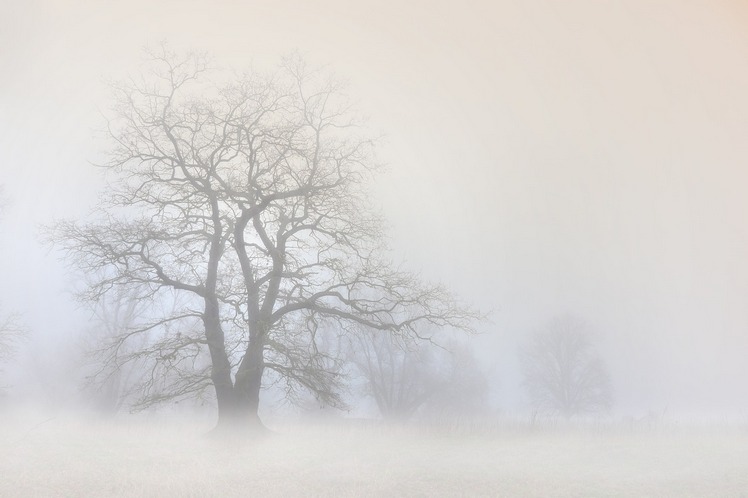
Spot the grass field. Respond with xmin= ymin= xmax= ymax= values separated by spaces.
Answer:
xmin=2 ymin=412 xmax=747 ymax=497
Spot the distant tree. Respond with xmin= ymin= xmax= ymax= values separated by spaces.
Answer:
xmin=418 ymin=338 xmax=489 ymax=423
xmin=0 ymin=191 xmax=25 ymax=391
xmin=51 ymin=48 xmax=479 ymax=431
xmin=0 ymin=312 xmax=24 ymax=388
xmin=346 ymin=326 xmax=438 ymax=421
xmin=346 ymin=325 xmax=487 ymax=422
xmin=80 ymin=286 xmax=173 ymax=415
xmin=520 ymin=315 xmax=612 ymax=419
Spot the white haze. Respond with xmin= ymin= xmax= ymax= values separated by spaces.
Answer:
xmin=3 ymin=414 xmax=748 ymax=497
xmin=2 ymin=0 xmax=748 ymax=495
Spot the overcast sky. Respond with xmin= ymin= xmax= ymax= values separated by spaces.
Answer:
xmin=1 ymin=0 xmax=748 ymax=415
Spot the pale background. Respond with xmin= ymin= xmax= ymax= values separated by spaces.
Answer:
xmin=1 ymin=0 xmax=748 ymax=417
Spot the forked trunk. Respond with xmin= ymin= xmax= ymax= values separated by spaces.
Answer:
xmin=209 ymin=330 xmax=266 ymax=434
xmin=233 ymin=332 xmax=265 ymax=421
xmin=203 ymin=297 xmax=238 ymax=427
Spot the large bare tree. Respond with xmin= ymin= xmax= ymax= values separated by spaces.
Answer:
xmin=52 ymin=49 xmax=478 ymax=430
xmin=520 ymin=315 xmax=612 ymax=420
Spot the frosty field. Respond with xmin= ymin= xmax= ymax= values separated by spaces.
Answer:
xmin=2 ymin=413 xmax=747 ymax=497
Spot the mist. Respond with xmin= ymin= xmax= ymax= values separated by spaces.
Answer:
xmin=2 ymin=0 xmax=748 ymax=496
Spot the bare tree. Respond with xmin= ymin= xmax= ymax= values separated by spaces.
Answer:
xmin=51 ymin=48 xmax=479 ymax=431
xmin=0 ymin=312 xmax=24 ymax=389
xmin=0 ymin=192 xmax=25 ymax=392
xmin=346 ymin=326 xmax=440 ymax=421
xmin=418 ymin=338 xmax=489 ymax=424
xmin=520 ymin=315 xmax=612 ymax=420
xmin=346 ymin=326 xmax=487 ymax=422
xmin=79 ymin=285 xmax=169 ymax=415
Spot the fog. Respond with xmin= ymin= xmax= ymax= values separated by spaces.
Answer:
xmin=2 ymin=0 xmax=748 ymax=495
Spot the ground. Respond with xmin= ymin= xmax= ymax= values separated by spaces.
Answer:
xmin=2 ymin=412 xmax=747 ymax=497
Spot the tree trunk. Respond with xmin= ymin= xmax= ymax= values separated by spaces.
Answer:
xmin=233 ymin=327 xmax=266 ymax=428
xmin=203 ymin=296 xmax=237 ymax=427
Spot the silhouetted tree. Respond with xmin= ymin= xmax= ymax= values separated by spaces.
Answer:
xmin=51 ymin=48 xmax=478 ymax=431
xmin=520 ymin=315 xmax=612 ymax=419
xmin=0 ymin=193 xmax=25 ymax=391
xmin=346 ymin=325 xmax=487 ymax=422
xmin=0 ymin=312 xmax=23 ymax=388
xmin=419 ymin=338 xmax=489 ymax=423
xmin=79 ymin=286 xmax=169 ymax=415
